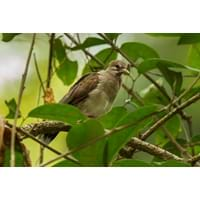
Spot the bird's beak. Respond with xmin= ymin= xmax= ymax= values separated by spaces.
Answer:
xmin=122 ymin=68 xmax=130 ymax=75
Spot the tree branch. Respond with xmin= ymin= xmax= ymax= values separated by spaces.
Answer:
xmin=6 ymin=122 xmax=79 ymax=166
xmin=124 ymin=92 xmax=200 ymax=157
xmin=10 ymin=33 xmax=36 ymax=167
xmin=46 ymin=33 xmax=55 ymax=88
xmin=127 ymin=137 xmax=184 ymax=161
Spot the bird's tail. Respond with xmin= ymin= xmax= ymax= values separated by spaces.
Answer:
xmin=38 ymin=131 xmax=59 ymax=145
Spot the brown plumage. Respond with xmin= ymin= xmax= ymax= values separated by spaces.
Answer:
xmin=41 ymin=60 xmax=129 ymax=143
xmin=60 ymin=60 xmax=128 ymax=117
xmin=60 ymin=72 xmax=99 ymax=106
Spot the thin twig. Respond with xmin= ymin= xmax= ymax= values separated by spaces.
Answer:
xmin=64 ymin=33 xmax=106 ymax=68
xmin=46 ymin=33 xmax=55 ymax=88
xmin=33 ymin=53 xmax=45 ymax=93
xmin=10 ymin=33 xmax=36 ymax=167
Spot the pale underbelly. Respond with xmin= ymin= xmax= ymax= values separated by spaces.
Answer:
xmin=78 ymin=91 xmax=112 ymax=118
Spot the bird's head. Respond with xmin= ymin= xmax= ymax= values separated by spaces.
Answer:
xmin=107 ymin=60 xmax=130 ymax=76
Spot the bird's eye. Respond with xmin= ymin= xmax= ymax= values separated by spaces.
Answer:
xmin=115 ymin=64 xmax=120 ymax=68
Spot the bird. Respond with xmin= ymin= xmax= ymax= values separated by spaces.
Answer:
xmin=40 ymin=60 xmax=129 ymax=144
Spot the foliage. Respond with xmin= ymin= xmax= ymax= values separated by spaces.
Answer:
xmin=1 ymin=33 xmax=200 ymax=167
xmin=5 ymin=98 xmax=21 ymax=119
xmin=54 ymin=38 xmax=78 ymax=85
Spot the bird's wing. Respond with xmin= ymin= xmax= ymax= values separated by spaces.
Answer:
xmin=59 ymin=72 xmax=99 ymax=105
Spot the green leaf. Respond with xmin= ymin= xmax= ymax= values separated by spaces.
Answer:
xmin=5 ymin=98 xmax=21 ymax=119
xmin=120 ymin=42 xmax=159 ymax=63
xmin=183 ymin=86 xmax=200 ymax=100
xmin=82 ymin=48 xmax=117 ymax=75
xmin=53 ymin=160 xmax=80 ymax=167
xmin=153 ymin=160 xmax=190 ymax=167
xmin=98 ymin=107 xmax=127 ymax=129
xmin=54 ymin=38 xmax=66 ymax=61
xmin=191 ymin=135 xmax=200 ymax=143
xmin=67 ymin=119 xmax=106 ymax=166
xmin=187 ymin=44 xmax=200 ymax=71
xmin=28 ymin=104 xmax=86 ymax=125
xmin=158 ymin=67 xmax=183 ymax=95
xmin=138 ymin=58 xmax=187 ymax=73
xmin=138 ymin=58 xmax=184 ymax=95
xmin=107 ymin=105 xmax=158 ymax=164
xmin=104 ymin=33 xmax=121 ymax=40
xmin=140 ymin=81 xmax=169 ymax=105
xmin=147 ymin=33 xmax=183 ymax=37
xmin=71 ymin=37 xmax=107 ymax=50
xmin=178 ymin=33 xmax=200 ymax=45
xmin=155 ymin=115 xmax=182 ymax=146
xmin=54 ymin=38 xmax=78 ymax=85
xmin=2 ymin=33 xmax=20 ymax=42
xmin=112 ymin=159 xmax=152 ymax=167
xmin=56 ymin=60 xmax=78 ymax=85
xmin=191 ymin=135 xmax=200 ymax=154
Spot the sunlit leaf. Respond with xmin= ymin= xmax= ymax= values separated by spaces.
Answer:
xmin=67 ymin=119 xmax=106 ymax=166
xmin=28 ymin=104 xmax=86 ymax=125
xmin=120 ymin=42 xmax=159 ymax=62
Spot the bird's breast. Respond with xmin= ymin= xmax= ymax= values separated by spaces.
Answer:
xmin=77 ymin=72 xmax=121 ymax=118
